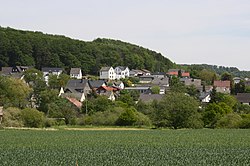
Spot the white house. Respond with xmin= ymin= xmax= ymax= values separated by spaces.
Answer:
xmin=114 ymin=66 xmax=130 ymax=79
xmin=70 ymin=68 xmax=82 ymax=79
xmin=42 ymin=67 xmax=63 ymax=84
xmin=100 ymin=67 xmax=116 ymax=80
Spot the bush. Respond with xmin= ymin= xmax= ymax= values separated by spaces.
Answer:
xmin=2 ymin=107 xmax=24 ymax=127
xmin=239 ymin=114 xmax=250 ymax=128
xmin=134 ymin=112 xmax=152 ymax=127
xmin=21 ymin=108 xmax=45 ymax=128
xmin=216 ymin=113 xmax=242 ymax=128
xmin=116 ymin=107 xmax=138 ymax=126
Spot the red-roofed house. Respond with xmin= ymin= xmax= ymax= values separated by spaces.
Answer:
xmin=213 ymin=80 xmax=231 ymax=94
xmin=96 ymin=86 xmax=120 ymax=101
xmin=66 ymin=97 xmax=83 ymax=108
xmin=167 ymin=69 xmax=190 ymax=78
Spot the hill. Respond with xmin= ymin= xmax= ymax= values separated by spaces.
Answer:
xmin=0 ymin=27 xmax=174 ymax=75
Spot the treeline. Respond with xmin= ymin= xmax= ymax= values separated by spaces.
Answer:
xmin=181 ymin=64 xmax=250 ymax=78
xmin=0 ymin=27 xmax=174 ymax=75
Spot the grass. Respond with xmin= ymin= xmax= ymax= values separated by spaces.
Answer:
xmin=0 ymin=129 xmax=250 ymax=165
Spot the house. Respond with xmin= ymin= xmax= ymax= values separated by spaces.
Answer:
xmin=112 ymin=81 xmax=125 ymax=89
xmin=180 ymin=78 xmax=202 ymax=90
xmin=42 ymin=67 xmax=63 ymax=83
xmin=114 ymin=66 xmax=130 ymax=79
xmin=152 ymin=77 xmax=169 ymax=87
xmin=233 ymin=77 xmax=242 ymax=84
xmin=199 ymin=92 xmax=211 ymax=103
xmin=70 ymin=68 xmax=82 ymax=79
xmin=213 ymin=80 xmax=231 ymax=94
xmin=125 ymin=86 xmax=151 ymax=94
xmin=151 ymin=72 xmax=166 ymax=79
xmin=139 ymin=76 xmax=154 ymax=84
xmin=0 ymin=106 xmax=3 ymax=124
xmin=138 ymin=94 xmax=164 ymax=103
xmin=96 ymin=86 xmax=120 ymax=101
xmin=65 ymin=97 xmax=83 ymax=108
xmin=99 ymin=67 xmax=116 ymax=80
xmin=61 ymin=79 xmax=91 ymax=102
xmin=129 ymin=69 xmax=144 ymax=77
xmin=245 ymin=80 xmax=250 ymax=87
xmin=88 ymin=80 xmax=106 ymax=90
xmin=141 ymin=69 xmax=151 ymax=76
xmin=236 ymin=93 xmax=250 ymax=105
xmin=1 ymin=66 xmax=31 ymax=79
xmin=167 ymin=69 xmax=190 ymax=78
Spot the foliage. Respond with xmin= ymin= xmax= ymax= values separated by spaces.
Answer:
xmin=116 ymin=107 xmax=138 ymax=126
xmin=169 ymin=77 xmax=187 ymax=93
xmin=2 ymin=107 xmax=23 ymax=127
xmin=0 ymin=76 xmax=32 ymax=108
xmin=216 ymin=113 xmax=242 ymax=128
xmin=152 ymin=92 xmax=202 ymax=129
xmin=21 ymin=108 xmax=45 ymax=128
xmin=0 ymin=27 xmax=174 ymax=75
xmin=151 ymin=86 xmax=160 ymax=94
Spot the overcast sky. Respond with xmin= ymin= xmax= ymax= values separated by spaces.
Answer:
xmin=1 ymin=0 xmax=250 ymax=70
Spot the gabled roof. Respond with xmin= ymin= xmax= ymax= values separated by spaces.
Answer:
xmin=199 ymin=92 xmax=210 ymax=100
xmin=98 ymin=86 xmax=119 ymax=91
xmin=236 ymin=93 xmax=250 ymax=103
xmin=100 ymin=67 xmax=112 ymax=71
xmin=66 ymin=97 xmax=82 ymax=108
xmin=116 ymin=66 xmax=128 ymax=71
xmin=214 ymin=80 xmax=231 ymax=88
xmin=88 ymin=80 xmax=106 ymax=89
xmin=65 ymin=79 xmax=89 ymax=89
xmin=181 ymin=72 xmax=190 ymax=77
xmin=151 ymin=77 xmax=169 ymax=86
xmin=70 ymin=68 xmax=81 ymax=74
xmin=141 ymin=69 xmax=151 ymax=73
xmin=139 ymin=94 xmax=164 ymax=103
xmin=42 ymin=67 xmax=63 ymax=72
xmin=1 ymin=67 xmax=13 ymax=75
xmin=151 ymin=72 xmax=166 ymax=76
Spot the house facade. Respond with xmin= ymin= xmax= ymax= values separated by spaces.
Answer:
xmin=236 ymin=93 xmax=250 ymax=105
xmin=114 ymin=66 xmax=130 ymax=79
xmin=213 ymin=80 xmax=231 ymax=94
xmin=99 ymin=67 xmax=116 ymax=80
xmin=70 ymin=68 xmax=82 ymax=79
xmin=42 ymin=67 xmax=63 ymax=84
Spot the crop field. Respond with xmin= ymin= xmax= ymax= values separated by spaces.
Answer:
xmin=0 ymin=129 xmax=250 ymax=165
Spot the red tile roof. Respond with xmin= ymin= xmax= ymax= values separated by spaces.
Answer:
xmin=181 ymin=72 xmax=190 ymax=77
xmin=168 ymin=71 xmax=178 ymax=76
xmin=214 ymin=81 xmax=231 ymax=88
xmin=66 ymin=97 xmax=82 ymax=108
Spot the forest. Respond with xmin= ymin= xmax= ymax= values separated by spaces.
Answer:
xmin=0 ymin=27 xmax=174 ymax=75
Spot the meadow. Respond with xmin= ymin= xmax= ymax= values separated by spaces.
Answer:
xmin=0 ymin=129 xmax=250 ymax=165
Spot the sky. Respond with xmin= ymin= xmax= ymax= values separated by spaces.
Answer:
xmin=1 ymin=0 xmax=250 ymax=70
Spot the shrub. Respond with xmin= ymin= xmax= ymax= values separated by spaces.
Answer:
xmin=116 ymin=107 xmax=138 ymax=126
xmin=239 ymin=114 xmax=250 ymax=128
xmin=216 ymin=113 xmax=242 ymax=128
xmin=21 ymin=108 xmax=45 ymax=128
xmin=134 ymin=112 xmax=152 ymax=127
xmin=2 ymin=107 xmax=24 ymax=127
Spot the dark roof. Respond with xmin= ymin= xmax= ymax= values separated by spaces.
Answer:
xmin=116 ymin=66 xmax=128 ymax=71
xmin=236 ymin=93 xmax=250 ymax=103
xmin=139 ymin=94 xmax=164 ymax=103
xmin=70 ymin=68 xmax=81 ymax=74
xmin=151 ymin=72 xmax=166 ymax=76
xmin=88 ymin=80 xmax=106 ymax=89
xmin=65 ymin=79 xmax=88 ymax=89
xmin=100 ymin=67 xmax=112 ymax=71
xmin=199 ymin=92 xmax=210 ymax=100
xmin=151 ymin=77 xmax=169 ymax=86
xmin=42 ymin=67 xmax=63 ymax=72
xmin=1 ymin=67 xmax=13 ymax=75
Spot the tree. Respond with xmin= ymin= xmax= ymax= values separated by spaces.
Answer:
xmin=116 ymin=107 xmax=138 ymax=126
xmin=170 ymin=76 xmax=186 ymax=93
xmin=152 ymin=92 xmax=202 ymax=129
xmin=234 ymin=81 xmax=245 ymax=94
xmin=0 ymin=76 xmax=32 ymax=108
xmin=21 ymin=108 xmax=45 ymax=128
xmin=151 ymin=86 xmax=160 ymax=94
xmin=2 ymin=107 xmax=23 ymax=127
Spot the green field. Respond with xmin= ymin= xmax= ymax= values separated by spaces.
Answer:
xmin=0 ymin=129 xmax=250 ymax=165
